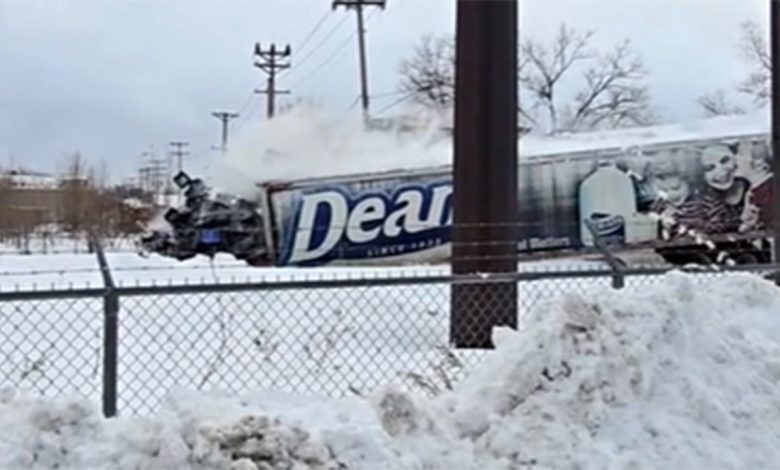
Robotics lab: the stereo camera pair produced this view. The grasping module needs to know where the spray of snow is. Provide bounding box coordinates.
[2,271,780,469]
[202,107,770,202]
[208,105,450,198]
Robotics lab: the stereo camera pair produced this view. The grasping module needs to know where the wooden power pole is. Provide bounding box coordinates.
[450,0,519,348]
[254,43,292,119]
[211,111,239,154]
[332,0,386,121]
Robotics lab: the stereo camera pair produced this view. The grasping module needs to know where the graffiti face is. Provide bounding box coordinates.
[701,145,737,191]
[750,142,772,176]
[649,157,690,206]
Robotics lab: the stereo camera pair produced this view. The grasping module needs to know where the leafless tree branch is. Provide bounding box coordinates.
[697,89,746,117]
[397,34,456,111]
[737,21,772,105]
[520,24,594,132]
[563,40,653,132]
[397,24,654,134]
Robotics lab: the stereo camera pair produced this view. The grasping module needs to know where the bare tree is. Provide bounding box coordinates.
[697,89,746,117]
[570,41,653,130]
[398,34,455,111]
[738,20,771,105]
[519,25,594,132]
[397,24,654,134]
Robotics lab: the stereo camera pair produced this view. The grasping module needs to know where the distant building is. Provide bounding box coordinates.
[0,170,65,232]
[0,168,156,238]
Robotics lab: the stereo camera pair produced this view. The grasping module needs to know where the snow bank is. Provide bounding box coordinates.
[2,271,780,469]
[428,271,780,468]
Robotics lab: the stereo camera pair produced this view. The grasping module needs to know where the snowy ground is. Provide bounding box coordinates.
[0,271,778,469]
[0,235,137,256]
[0,251,623,415]
[0,252,740,416]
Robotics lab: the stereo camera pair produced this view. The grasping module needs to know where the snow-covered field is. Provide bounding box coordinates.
[0,235,138,256]
[0,252,749,416]
[0,252,621,415]
[0,270,779,469]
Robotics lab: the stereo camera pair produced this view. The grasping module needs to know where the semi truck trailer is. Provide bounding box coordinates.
[140,114,774,267]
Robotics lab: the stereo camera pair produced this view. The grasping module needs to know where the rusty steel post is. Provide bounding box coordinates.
[451,0,519,348]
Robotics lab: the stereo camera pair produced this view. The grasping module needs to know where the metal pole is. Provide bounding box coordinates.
[450,0,518,348]
[93,236,118,417]
[771,0,780,282]
[356,2,370,119]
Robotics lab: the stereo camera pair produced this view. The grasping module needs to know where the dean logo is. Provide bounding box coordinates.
[283,183,453,265]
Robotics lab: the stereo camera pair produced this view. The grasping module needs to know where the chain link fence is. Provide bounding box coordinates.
[0,263,777,416]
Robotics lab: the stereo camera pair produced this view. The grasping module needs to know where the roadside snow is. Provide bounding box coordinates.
[1,271,779,469]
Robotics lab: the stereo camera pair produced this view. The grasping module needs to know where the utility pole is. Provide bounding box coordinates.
[169,141,190,174]
[140,148,168,206]
[771,0,780,282]
[450,0,518,348]
[254,43,292,119]
[212,111,239,154]
[332,0,386,121]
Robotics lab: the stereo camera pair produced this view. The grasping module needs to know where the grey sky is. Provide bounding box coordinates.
[0,0,768,181]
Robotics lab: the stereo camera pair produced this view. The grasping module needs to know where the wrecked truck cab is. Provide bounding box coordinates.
[139,172,271,266]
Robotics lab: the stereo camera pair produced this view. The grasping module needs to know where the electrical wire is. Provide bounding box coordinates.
[288,31,357,90]
[288,8,383,90]
[375,92,413,114]
[282,14,350,76]
[294,11,332,55]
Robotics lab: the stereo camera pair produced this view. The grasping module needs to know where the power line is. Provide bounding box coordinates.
[347,91,402,111]
[375,93,412,114]
[232,97,262,135]
[348,95,361,110]
[236,92,257,117]
[295,12,332,54]
[287,8,382,97]
[282,14,350,76]
[276,0,309,31]
[288,32,356,90]
[372,90,406,99]
[230,93,261,132]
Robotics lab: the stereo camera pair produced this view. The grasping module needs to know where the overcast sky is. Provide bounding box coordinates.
[0,0,769,181]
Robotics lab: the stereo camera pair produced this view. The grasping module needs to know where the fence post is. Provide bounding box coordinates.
[585,220,626,289]
[93,236,118,417]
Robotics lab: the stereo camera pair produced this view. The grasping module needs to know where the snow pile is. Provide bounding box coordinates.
[381,271,780,468]
[0,389,353,469]
[2,271,780,469]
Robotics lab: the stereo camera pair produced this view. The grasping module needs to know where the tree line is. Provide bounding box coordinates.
[397,21,771,134]
[0,153,155,253]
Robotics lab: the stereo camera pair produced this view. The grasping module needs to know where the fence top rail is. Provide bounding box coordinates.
[0,287,105,301]
[0,263,775,300]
